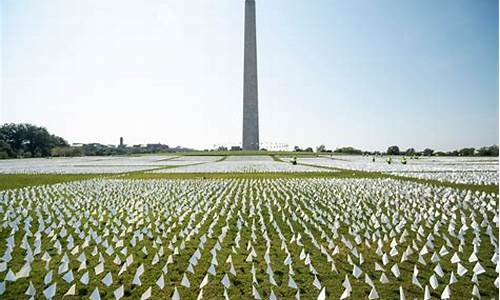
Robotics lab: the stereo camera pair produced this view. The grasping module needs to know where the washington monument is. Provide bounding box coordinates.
[242,0,259,150]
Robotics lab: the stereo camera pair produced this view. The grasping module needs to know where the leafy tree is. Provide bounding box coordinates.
[477,145,499,156]
[0,140,13,158]
[304,147,314,152]
[316,145,326,153]
[423,148,434,156]
[334,147,363,155]
[0,123,68,158]
[405,148,416,156]
[386,145,400,155]
[294,146,302,152]
[458,148,475,156]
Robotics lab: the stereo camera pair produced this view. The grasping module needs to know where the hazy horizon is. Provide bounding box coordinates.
[2,0,498,152]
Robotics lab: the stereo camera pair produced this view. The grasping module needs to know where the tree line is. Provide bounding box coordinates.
[0,123,68,159]
[308,144,499,157]
[0,123,180,159]
[0,123,498,159]
[384,145,498,157]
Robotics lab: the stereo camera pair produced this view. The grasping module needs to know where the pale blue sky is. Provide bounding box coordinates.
[1,0,498,151]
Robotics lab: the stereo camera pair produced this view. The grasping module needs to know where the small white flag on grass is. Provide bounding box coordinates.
[171,287,180,300]
[140,287,152,300]
[269,289,277,300]
[44,271,52,285]
[102,272,113,287]
[368,287,379,299]
[63,270,74,283]
[16,262,31,278]
[181,273,190,288]
[43,283,56,299]
[5,269,16,282]
[352,265,362,278]
[399,286,405,300]
[156,274,165,290]
[80,271,89,285]
[473,262,485,275]
[114,285,124,300]
[449,272,457,284]
[94,262,104,275]
[468,252,478,263]
[132,273,142,286]
[450,253,460,264]
[365,274,374,288]
[317,287,326,300]
[64,284,76,296]
[252,285,261,300]
[221,273,231,289]
[429,274,439,290]
[312,275,322,290]
[457,263,467,277]
[434,263,444,277]
[424,285,431,300]
[380,273,389,284]
[25,281,36,297]
[391,264,400,278]
[441,285,450,299]
[200,274,209,289]
[471,284,480,298]
[90,287,101,300]
[288,275,298,289]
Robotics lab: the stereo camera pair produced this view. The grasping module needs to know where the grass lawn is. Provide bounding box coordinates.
[0,174,108,190]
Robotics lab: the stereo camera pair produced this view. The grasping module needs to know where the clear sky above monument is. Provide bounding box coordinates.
[1,0,498,151]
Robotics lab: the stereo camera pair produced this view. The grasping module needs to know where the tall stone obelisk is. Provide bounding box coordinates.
[242,0,259,151]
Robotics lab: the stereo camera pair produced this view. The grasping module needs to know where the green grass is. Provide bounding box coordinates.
[0,173,108,190]
[156,156,180,161]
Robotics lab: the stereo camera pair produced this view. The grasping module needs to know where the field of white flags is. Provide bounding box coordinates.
[0,156,222,174]
[1,155,497,184]
[283,156,499,185]
[152,156,330,173]
[0,177,498,299]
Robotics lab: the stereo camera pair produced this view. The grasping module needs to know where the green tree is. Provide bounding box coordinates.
[458,148,475,156]
[0,123,68,158]
[386,145,400,155]
[333,147,363,155]
[316,145,326,153]
[0,140,14,158]
[477,145,499,156]
[423,148,434,156]
[405,148,416,156]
